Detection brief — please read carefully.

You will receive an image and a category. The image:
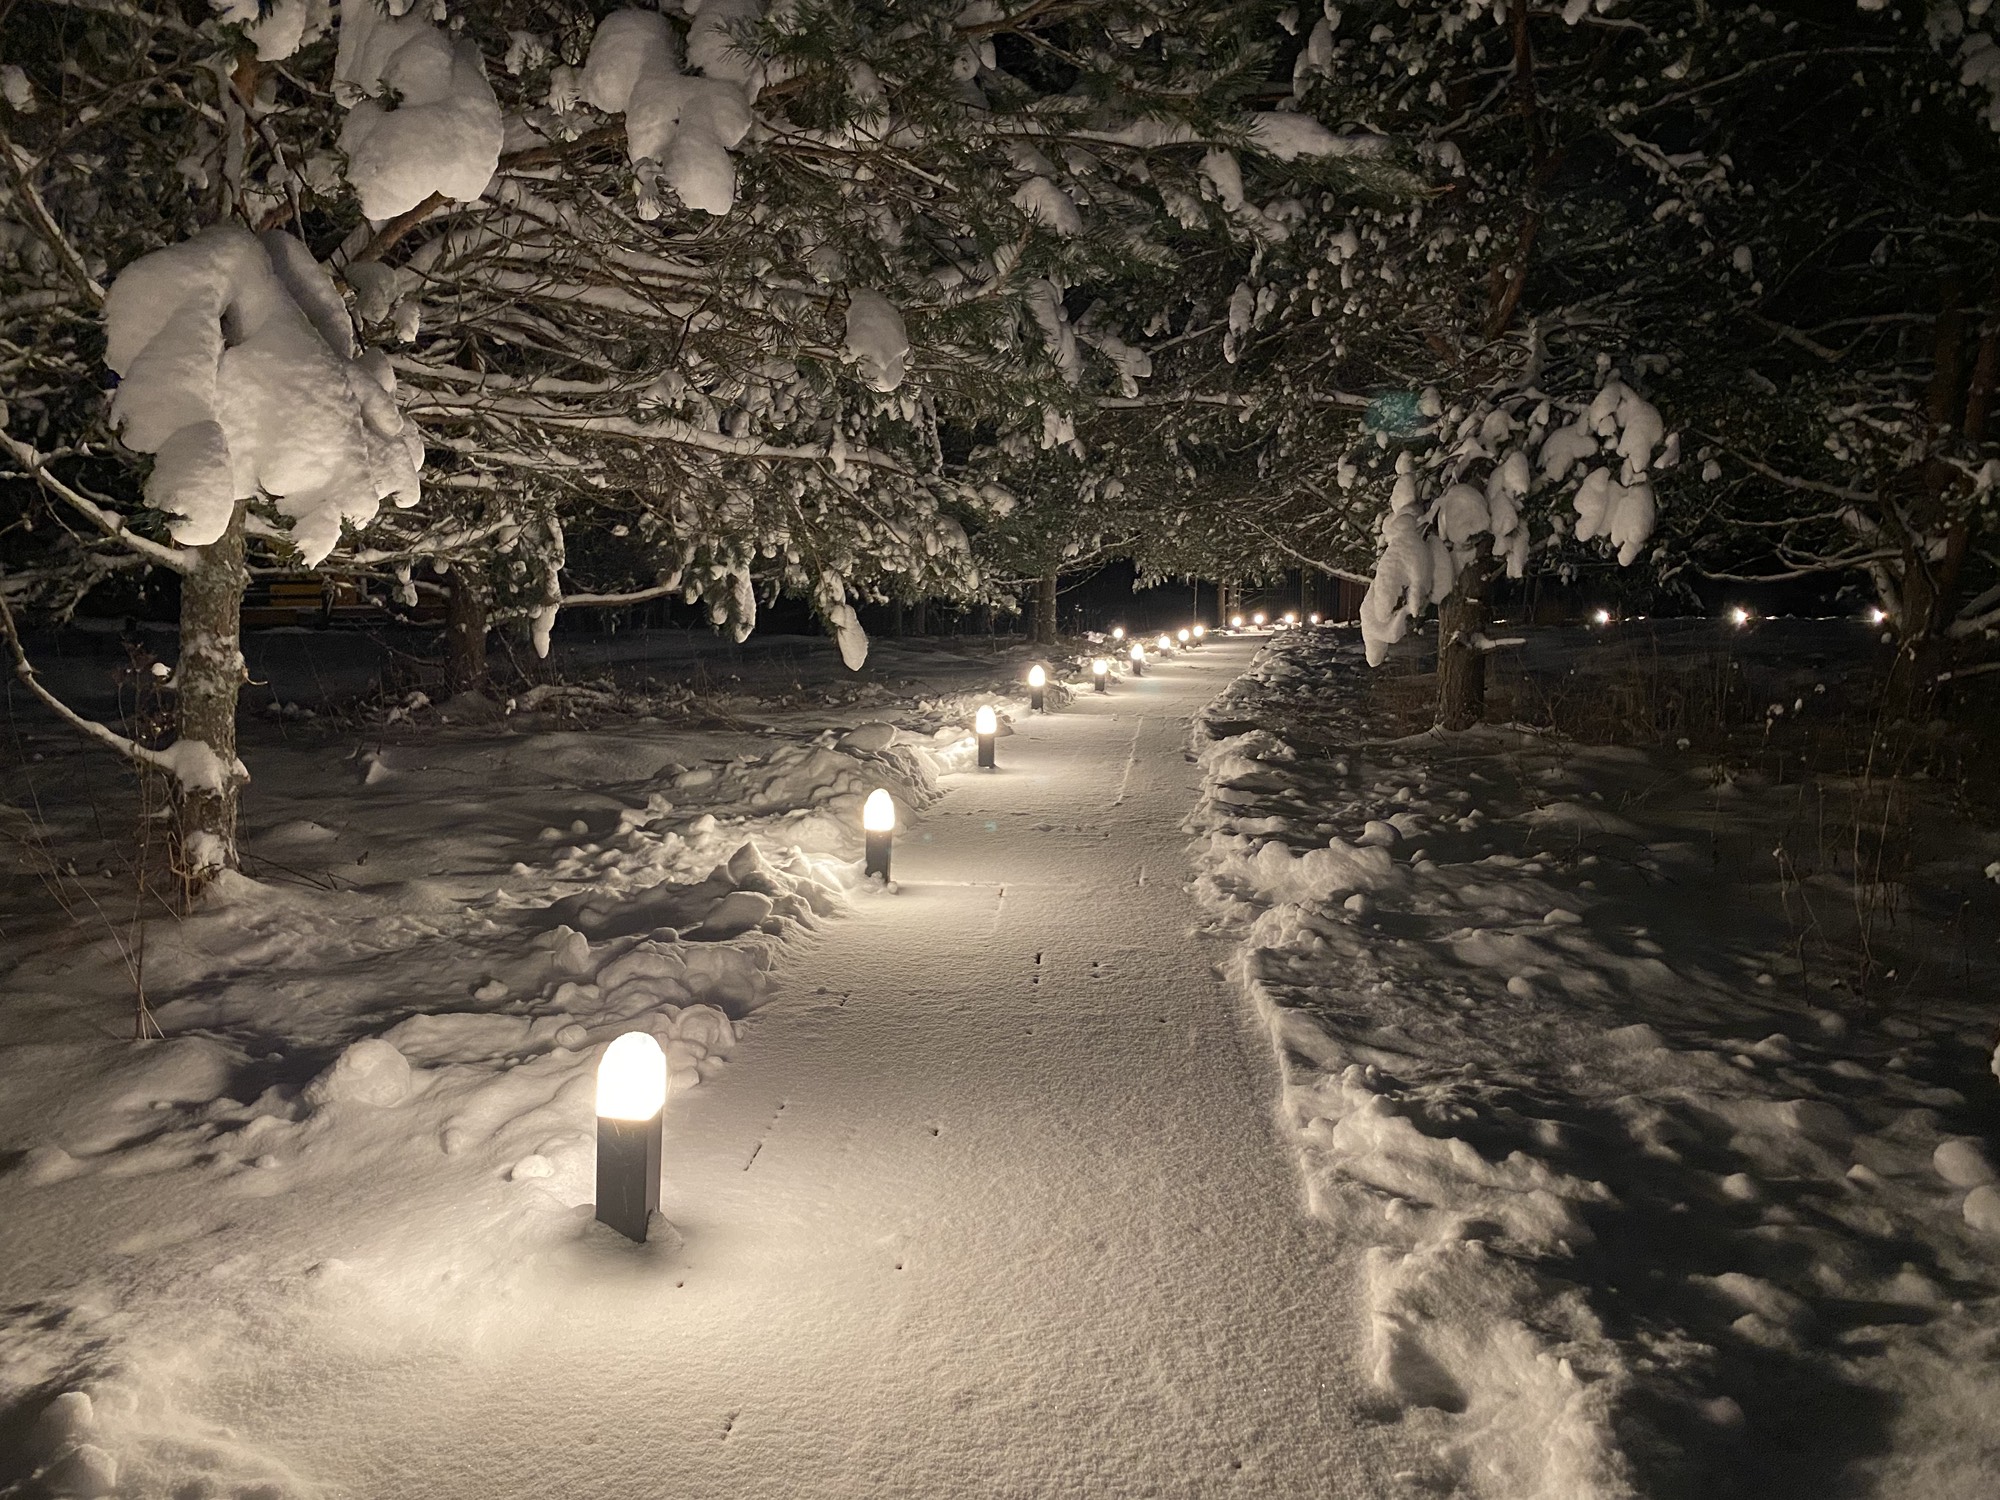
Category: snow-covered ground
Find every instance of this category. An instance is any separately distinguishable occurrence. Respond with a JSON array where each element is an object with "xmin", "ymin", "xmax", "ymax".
[
  {"xmin": 1194, "ymin": 627, "xmax": 2000, "ymax": 1498},
  {"xmin": 0, "ymin": 631, "xmax": 1441, "ymax": 1497},
  {"xmin": 4, "ymin": 625, "xmax": 1996, "ymax": 1498}
]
